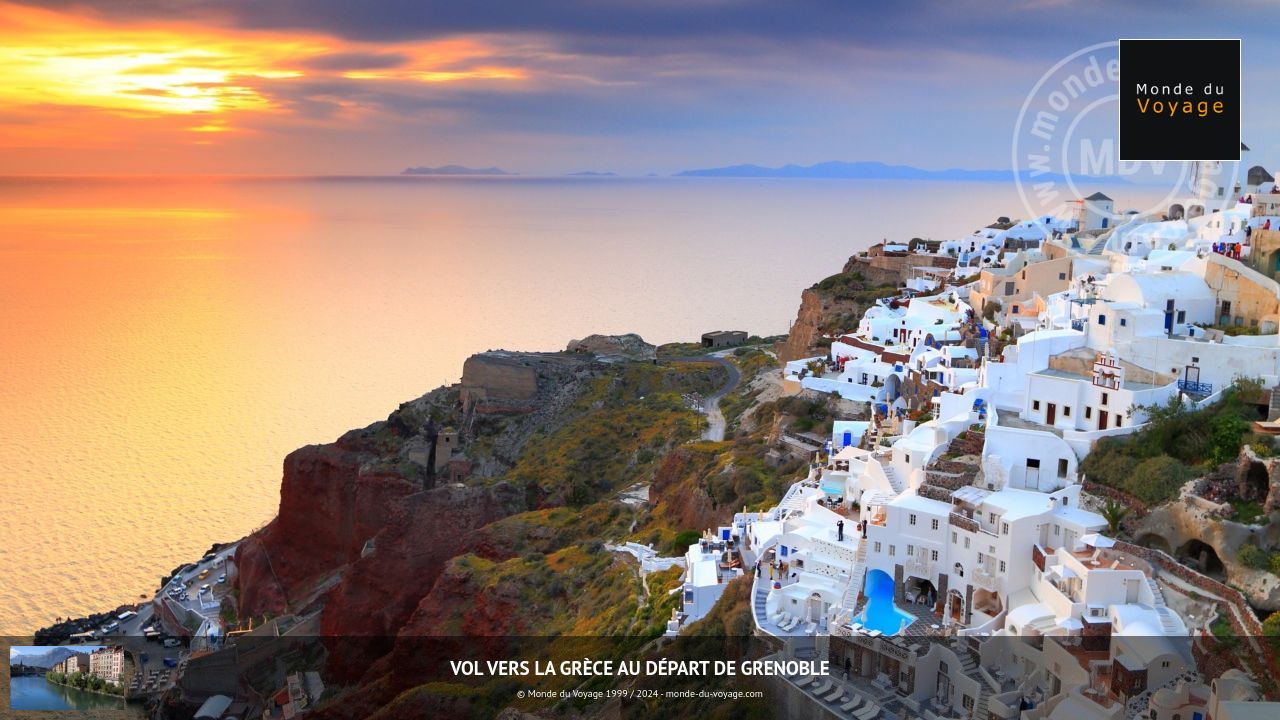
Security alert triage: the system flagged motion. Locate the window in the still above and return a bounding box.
[1120,318,1127,327]
[1058,272,1066,280]
[1000,560,1007,573]
[1054,525,1061,536]
[1098,314,1106,325]
[1085,406,1092,419]
[1063,406,1071,417]
[1116,415,1123,428]
[907,545,914,556]
[909,514,917,526]
[1027,458,1040,469]
[1033,400,1041,411]
[874,541,882,553]
[1058,458,1069,479]
[1177,310,1186,324]
[931,550,939,561]
[1011,305,1019,314]
[952,531,958,544]
[889,545,896,557]
[1004,281,1014,295]
[1002,522,1009,535]
[964,537,971,549]
[1101,392,1109,406]
[932,518,939,530]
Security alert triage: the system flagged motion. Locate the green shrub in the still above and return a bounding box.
[1237,543,1269,570]
[669,529,701,554]
[1123,455,1194,504]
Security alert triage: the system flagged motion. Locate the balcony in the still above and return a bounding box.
[949,512,979,534]
[905,555,932,577]
[1177,379,1213,395]
[973,567,1001,592]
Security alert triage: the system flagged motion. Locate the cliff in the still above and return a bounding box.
[217,338,796,719]
[775,254,904,362]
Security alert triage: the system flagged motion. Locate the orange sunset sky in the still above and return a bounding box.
[2,1,1277,175]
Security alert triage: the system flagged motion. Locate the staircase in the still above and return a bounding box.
[753,583,769,626]
[1147,578,1167,607]
[972,684,992,720]
[1269,386,1280,421]
[1156,607,1183,634]
[883,465,905,494]
[837,542,870,624]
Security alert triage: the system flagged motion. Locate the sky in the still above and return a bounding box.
[2,0,1278,175]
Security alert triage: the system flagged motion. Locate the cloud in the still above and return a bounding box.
[296,51,411,71]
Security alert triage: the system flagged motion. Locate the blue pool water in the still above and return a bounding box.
[858,569,916,635]
[820,477,844,495]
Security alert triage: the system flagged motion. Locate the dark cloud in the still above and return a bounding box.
[295,51,412,71]
[16,0,1263,61]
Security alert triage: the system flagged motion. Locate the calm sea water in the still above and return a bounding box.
[0,176,1155,634]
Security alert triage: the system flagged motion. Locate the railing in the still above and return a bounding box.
[1177,379,1214,395]
[1070,318,1086,331]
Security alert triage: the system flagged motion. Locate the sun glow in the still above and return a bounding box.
[0,2,530,144]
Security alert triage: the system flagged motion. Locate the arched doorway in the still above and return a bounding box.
[1135,532,1173,556]
[905,577,937,607]
[1177,539,1224,578]
[806,592,826,623]
[947,589,965,623]
[1168,203,1185,220]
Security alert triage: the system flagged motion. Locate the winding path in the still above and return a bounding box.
[682,354,741,441]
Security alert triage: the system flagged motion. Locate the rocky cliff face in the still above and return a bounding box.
[775,254,905,362]
[236,432,419,618]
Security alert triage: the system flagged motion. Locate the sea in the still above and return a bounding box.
[0,175,1161,634]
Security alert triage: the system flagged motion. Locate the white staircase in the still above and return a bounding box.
[836,542,869,625]
[1147,578,1166,607]
[883,465,905,494]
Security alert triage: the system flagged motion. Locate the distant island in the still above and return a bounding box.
[401,165,512,176]
[567,171,617,177]
[675,160,1120,183]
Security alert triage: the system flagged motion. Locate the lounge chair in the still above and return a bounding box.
[794,675,815,688]
[811,678,832,696]
[840,696,864,712]
[823,686,844,702]
[854,702,880,720]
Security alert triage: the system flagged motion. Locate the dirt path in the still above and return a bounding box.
[683,354,740,441]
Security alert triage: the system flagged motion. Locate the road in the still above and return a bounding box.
[682,353,741,442]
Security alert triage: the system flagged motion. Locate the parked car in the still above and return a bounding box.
[162,638,181,648]
[217,574,227,584]
[163,657,178,668]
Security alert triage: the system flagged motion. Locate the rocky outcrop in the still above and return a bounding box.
[775,255,906,363]
[566,332,657,361]
[236,434,419,617]
[1133,495,1280,611]
[650,449,722,531]
[319,482,524,682]
[459,353,540,413]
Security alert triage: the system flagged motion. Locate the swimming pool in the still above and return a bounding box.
[857,569,916,635]
[820,477,845,496]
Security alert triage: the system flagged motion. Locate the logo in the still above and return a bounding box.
[1119,39,1240,161]
[1013,41,1241,235]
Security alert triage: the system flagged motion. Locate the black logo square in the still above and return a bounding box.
[1119,39,1240,161]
